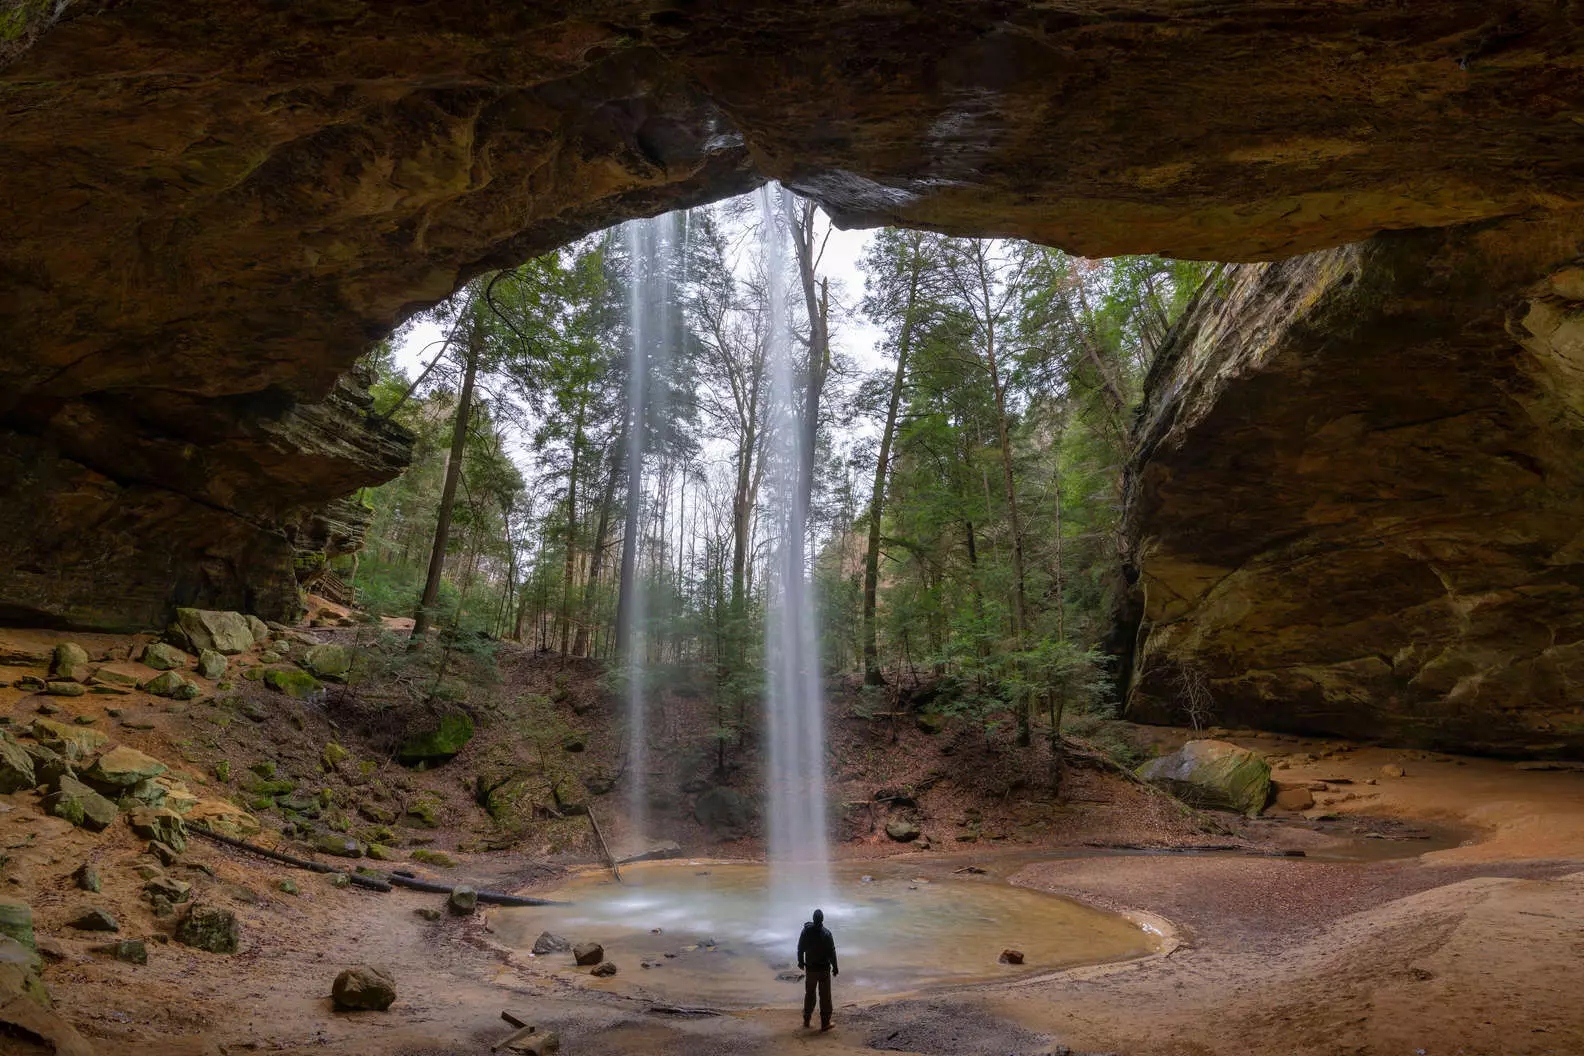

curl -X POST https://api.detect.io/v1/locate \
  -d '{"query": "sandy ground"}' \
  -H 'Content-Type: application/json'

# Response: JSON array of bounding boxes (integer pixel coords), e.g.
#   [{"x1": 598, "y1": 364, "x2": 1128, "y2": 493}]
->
[
  {"x1": 2, "y1": 739, "x2": 1575, "y2": 1056},
  {"x1": 1, "y1": 623, "x2": 1581, "y2": 1055}
]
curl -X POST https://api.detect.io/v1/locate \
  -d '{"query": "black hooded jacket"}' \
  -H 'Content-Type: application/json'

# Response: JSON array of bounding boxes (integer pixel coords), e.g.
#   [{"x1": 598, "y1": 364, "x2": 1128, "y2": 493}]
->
[{"x1": 797, "y1": 919, "x2": 838, "y2": 973}]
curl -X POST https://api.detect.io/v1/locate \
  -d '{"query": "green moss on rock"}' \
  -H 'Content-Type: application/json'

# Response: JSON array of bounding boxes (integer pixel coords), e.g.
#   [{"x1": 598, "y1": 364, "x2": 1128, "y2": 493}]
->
[
  {"x1": 263, "y1": 668, "x2": 321, "y2": 699},
  {"x1": 397, "y1": 713, "x2": 474, "y2": 765}
]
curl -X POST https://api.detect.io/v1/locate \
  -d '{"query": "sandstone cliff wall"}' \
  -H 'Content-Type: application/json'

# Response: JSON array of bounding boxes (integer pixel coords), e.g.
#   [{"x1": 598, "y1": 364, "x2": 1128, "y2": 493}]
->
[{"x1": 1124, "y1": 214, "x2": 1584, "y2": 756}]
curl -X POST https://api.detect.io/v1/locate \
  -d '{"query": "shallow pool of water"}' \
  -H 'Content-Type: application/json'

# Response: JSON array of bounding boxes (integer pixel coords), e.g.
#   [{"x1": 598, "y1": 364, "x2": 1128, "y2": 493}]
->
[{"x1": 495, "y1": 860, "x2": 1161, "y2": 1007}]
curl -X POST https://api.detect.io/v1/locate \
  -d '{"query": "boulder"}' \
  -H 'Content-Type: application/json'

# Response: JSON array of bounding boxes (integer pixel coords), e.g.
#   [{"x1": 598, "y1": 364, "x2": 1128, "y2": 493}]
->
[
  {"x1": 693, "y1": 787, "x2": 751, "y2": 840},
  {"x1": 1136, "y1": 740, "x2": 1271, "y2": 815},
  {"x1": 313, "y1": 835, "x2": 364, "y2": 859},
  {"x1": 999, "y1": 949, "x2": 1025, "y2": 965},
  {"x1": 331, "y1": 964, "x2": 397, "y2": 1011},
  {"x1": 82, "y1": 745, "x2": 167, "y2": 788},
  {"x1": 0, "y1": 900, "x2": 36, "y2": 954},
  {"x1": 397, "y1": 713, "x2": 474, "y2": 765},
  {"x1": 263, "y1": 668, "x2": 322, "y2": 699},
  {"x1": 573, "y1": 942, "x2": 604, "y2": 966},
  {"x1": 154, "y1": 776, "x2": 199, "y2": 815},
  {"x1": 532, "y1": 932, "x2": 571, "y2": 955},
  {"x1": 303, "y1": 643, "x2": 353, "y2": 681},
  {"x1": 68, "y1": 907, "x2": 118, "y2": 932},
  {"x1": 174, "y1": 609, "x2": 255, "y2": 655},
  {"x1": 0, "y1": 733, "x2": 37, "y2": 794},
  {"x1": 127, "y1": 808, "x2": 188, "y2": 852},
  {"x1": 499, "y1": 1027, "x2": 561, "y2": 1055},
  {"x1": 141, "y1": 670, "x2": 190, "y2": 698},
  {"x1": 196, "y1": 650, "x2": 227, "y2": 680},
  {"x1": 140, "y1": 642, "x2": 188, "y2": 671},
  {"x1": 50, "y1": 643, "x2": 90, "y2": 682},
  {"x1": 185, "y1": 798, "x2": 261, "y2": 839},
  {"x1": 245, "y1": 615, "x2": 271, "y2": 644},
  {"x1": 885, "y1": 819, "x2": 921, "y2": 842},
  {"x1": 72, "y1": 864, "x2": 101, "y2": 893},
  {"x1": 146, "y1": 840, "x2": 180, "y2": 866},
  {"x1": 175, "y1": 904, "x2": 240, "y2": 953},
  {"x1": 143, "y1": 875, "x2": 191, "y2": 905},
  {"x1": 22, "y1": 743, "x2": 71, "y2": 786},
  {"x1": 44, "y1": 776, "x2": 119, "y2": 832},
  {"x1": 30, "y1": 717, "x2": 107, "y2": 760},
  {"x1": 91, "y1": 664, "x2": 141, "y2": 687},
  {"x1": 448, "y1": 886, "x2": 478, "y2": 915},
  {"x1": 590, "y1": 961, "x2": 617, "y2": 978},
  {"x1": 90, "y1": 939, "x2": 147, "y2": 965}
]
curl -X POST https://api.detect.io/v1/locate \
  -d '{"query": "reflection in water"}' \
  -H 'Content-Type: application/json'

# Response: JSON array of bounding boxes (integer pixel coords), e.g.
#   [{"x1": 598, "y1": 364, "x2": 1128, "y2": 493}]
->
[{"x1": 495, "y1": 861, "x2": 1160, "y2": 1007}]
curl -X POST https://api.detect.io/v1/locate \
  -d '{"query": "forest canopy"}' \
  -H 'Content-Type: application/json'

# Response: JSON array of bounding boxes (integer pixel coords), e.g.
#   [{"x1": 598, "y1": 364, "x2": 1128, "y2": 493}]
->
[{"x1": 341, "y1": 193, "x2": 1214, "y2": 749}]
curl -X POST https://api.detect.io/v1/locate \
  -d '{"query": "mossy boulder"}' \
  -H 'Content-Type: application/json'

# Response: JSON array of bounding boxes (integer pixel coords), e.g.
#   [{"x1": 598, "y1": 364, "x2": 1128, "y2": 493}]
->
[
  {"x1": 43, "y1": 776, "x2": 118, "y2": 832},
  {"x1": 313, "y1": 834, "x2": 364, "y2": 858},
  {"x1": 321, "y1": 742, "x2": 350, "y2": 770},
  {"x1": 302, "y1": 643, "x2": 353, "y2": 681},
  {"x1": 127, "y1": 808, "x2": 188, "y2": 852},
  {"x1": 397, "y1": 713, "x2": 474, "y2": 766},
  {"x1": 405, "y1": 795, "x2": 442, "y2": 828},
  {"x1": 196, "y1": 650, "x2": 227, "y2": 680},
  {"x1": 82, "y1": 745, "x2": 167, "y2": 788},
  {"x1": 185, "y1": 798, "x2": 260, "y2": 838},
  {"x1": 0, "y1": 733, "x2": 37, "y2": 794},
  {"x1": 1136, "y1": 739, "x2": 1272, "y2": 815},
  {"x1": 884, "y1": 819, "x2": 921, "y2": 842},
  {"x1": 175, "y1": 904, "x2": 240, "y2": 953},
  {"x1": 45, "y1": 681, "x2": 86, "y2": 697},
  {"x1": 49, "y1": 642, "x2": 90, "y2": 682},
  {"x1": 140, "y1": 642, "x2": 187, "y2": 671},
  {"x1": 174, "y1": 609, "x2": 255, "y2": 655},
  {"x1": 263, "y1": 668, "x2": 322, "y2": 699},
  {"x1": 0, "y1": 899, "x2": 37, "y2": 955},
  {"x1": 142, "y1": 670, "x2": 190, "y2": 698},
  {"x1": 245, "y1": 615, "x2": 271, "y2": 644},
  {"x1": 410, "y1": 848, "x2": 455, "y2": 868},
  {"x1": 31, "y1": 717, "x2": 108, "y2": 760},
  {"x1": 22, "y1": 743, "x2": 70, "y2": 786}
]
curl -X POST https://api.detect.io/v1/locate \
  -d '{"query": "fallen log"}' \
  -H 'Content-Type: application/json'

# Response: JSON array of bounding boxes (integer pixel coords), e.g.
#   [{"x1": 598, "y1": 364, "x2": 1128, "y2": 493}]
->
[
  {"x1": 188, "y1": 824, "x2": 390, "y2": 891},
  {"x1": 386, "y1": 873, "x2": 569, "y2": 907},
  {"x1": 188, "y1": 824, "x2": 568, "y2": 905},
  {"x1": 646, "y1": 1004, "x2": 722, "y2": 1017}
]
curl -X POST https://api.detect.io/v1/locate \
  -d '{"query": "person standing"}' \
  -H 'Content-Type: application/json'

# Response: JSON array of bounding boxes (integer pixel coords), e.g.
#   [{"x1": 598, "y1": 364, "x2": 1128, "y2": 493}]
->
[{"x1": 796, "y1": 908, "x2": 838, "y2": 1031}]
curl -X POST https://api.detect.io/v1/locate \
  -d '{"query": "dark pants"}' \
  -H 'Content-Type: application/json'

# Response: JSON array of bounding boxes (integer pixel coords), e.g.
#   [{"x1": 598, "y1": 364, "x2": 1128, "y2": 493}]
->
[{"x1": 803, "y1": 968, "x2": 832, "y2": 1026}]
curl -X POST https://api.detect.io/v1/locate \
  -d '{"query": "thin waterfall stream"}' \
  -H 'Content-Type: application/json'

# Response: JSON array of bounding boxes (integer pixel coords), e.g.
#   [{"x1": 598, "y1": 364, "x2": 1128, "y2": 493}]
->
[
  {"x1": 620, "y1": 212, "x2": 681, "y2": 848},
  {"x1": 761, "y1": 184, "x2": 834, "y2": 916}
]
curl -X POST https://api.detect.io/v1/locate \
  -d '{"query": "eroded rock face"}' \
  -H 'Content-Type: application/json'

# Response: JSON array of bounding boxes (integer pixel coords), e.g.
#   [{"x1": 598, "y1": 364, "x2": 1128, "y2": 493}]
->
[
  {"x1": 1124, "y1": 214, "x2": 1584, "y2": 756},
  {"x1": 3, "y1": 3, "x2": 1584, "y2": 631},
  {"x1": 0, "y1": 367, "x2": 410, "y2": 630}
]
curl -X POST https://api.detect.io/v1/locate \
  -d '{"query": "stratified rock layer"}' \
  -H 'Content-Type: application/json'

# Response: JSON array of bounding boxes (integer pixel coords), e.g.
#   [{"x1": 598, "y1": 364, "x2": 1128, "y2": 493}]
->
[
  {"x1": 3, "y1": 3, "x2": 1584, "y2": 631},
  {"x1": 1124, "y1": 214, "x2": 1584, "y2": 756}
]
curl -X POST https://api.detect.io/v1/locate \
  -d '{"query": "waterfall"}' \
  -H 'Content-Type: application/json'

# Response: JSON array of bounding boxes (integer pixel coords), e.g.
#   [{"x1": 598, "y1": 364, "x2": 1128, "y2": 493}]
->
[
  {"x1": 760, "y1": 184, "x2": 833, "y2": 915},
  {"x1": 620, "y1": 212, "x2": 681, "y2": 845}
]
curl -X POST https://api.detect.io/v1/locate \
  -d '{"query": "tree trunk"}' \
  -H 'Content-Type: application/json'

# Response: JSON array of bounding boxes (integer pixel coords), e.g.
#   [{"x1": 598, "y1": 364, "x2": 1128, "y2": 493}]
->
[
  {"x1": 411, "y1": 309, "x2": 482, "y2": 643},
  {"x1": 862, "y1": 241, "x2": 922, "y2": 685},
  {"x1": 558, "y1": 405, "x2": 585, "y2": 656},
  {"x1": 975, "y1": 249, "x2": 1031, "y2": 746},
  {"x1": 574, "y1": 434, "x2": 622, "y2": 657}
]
